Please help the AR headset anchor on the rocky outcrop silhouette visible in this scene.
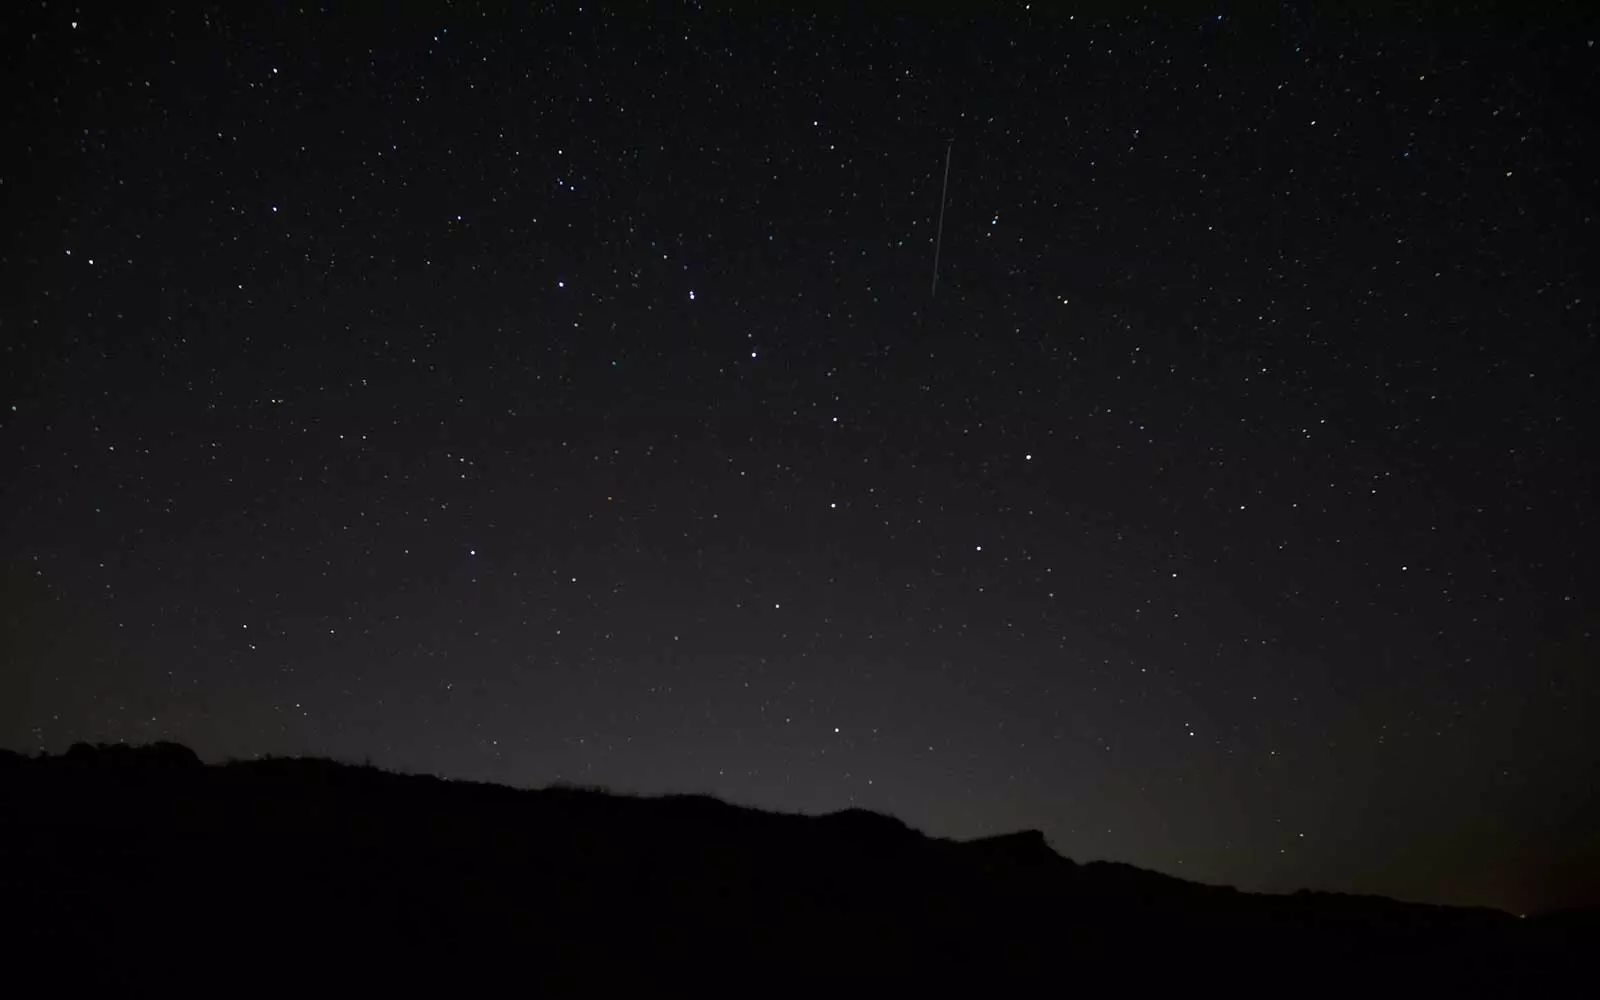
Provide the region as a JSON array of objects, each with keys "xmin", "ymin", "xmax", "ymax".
[
  {"xmin": 62, "ymin": 740, "xmax": 203, "ymax": 768},
  {"xmin": 0, "ymin": 742, "xmax": 1583, "ymax": 994}
]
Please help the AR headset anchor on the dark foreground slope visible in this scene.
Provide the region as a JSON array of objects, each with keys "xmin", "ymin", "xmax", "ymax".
[{"xmin": 0, "ymin": 744, "xmax": 1585, "ymax": 994}]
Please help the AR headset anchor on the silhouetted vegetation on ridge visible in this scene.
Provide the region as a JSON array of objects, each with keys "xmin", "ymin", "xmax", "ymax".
[{"xmin": 0, "ymin": 742, "xmax": 1586, "ymax": 993}]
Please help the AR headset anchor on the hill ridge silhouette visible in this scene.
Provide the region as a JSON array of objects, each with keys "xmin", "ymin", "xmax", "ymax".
[{"xmin": 0, "ymin": 741, "xmax": 1586, "ymax": 993}]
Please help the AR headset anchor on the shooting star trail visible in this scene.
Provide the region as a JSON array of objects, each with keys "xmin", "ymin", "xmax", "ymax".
[{"xmin": 930, "ymin": 138, "xmax": 953, "ymax": 300}]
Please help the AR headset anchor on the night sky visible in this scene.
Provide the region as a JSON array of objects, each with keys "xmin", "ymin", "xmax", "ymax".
[{"xmin": 3, "ymin": 4, "xmax": 1596, "ymax": 915}]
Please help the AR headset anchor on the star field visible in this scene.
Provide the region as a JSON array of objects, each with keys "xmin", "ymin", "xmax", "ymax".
[{"xmin": 2, "ymin": 4, "xmax": 1596, "ymax": 914}]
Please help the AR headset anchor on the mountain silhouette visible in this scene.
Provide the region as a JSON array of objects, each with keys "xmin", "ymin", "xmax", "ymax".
[{"xmin": 0, "ymin": 742, "xmax": 1586, "ymax": 994}]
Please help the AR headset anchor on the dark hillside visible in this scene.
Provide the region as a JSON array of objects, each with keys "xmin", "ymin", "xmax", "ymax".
[{"xmin": 0, "ymin": 743, "xmax": 1582, "ymax": 994}]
